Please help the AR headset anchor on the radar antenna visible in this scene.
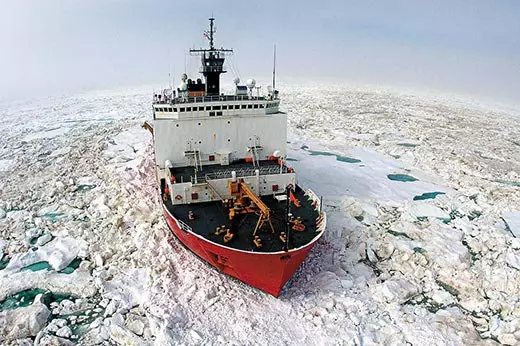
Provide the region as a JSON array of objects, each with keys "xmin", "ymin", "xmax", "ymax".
[
  {"xmin": 189, "ymin": 17, "xmax": 233, "ymax": 96},
  {"xmin": 272, "ymin": 45, "xmax": 276, "ymax": 91}
]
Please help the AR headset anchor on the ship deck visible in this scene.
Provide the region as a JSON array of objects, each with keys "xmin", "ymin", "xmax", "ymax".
[{"xmin": 164, "ymin": 185, "xmax": 321, "ymax": 253}]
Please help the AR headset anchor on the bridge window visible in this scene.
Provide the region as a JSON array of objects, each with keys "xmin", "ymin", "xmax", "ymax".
[
  {"xmin": 241, "ymin": 104, "xmax": 247, "ymax": 109},
  {"xmin": 234, "ymin": 105, "xmax": 240, "ymax": 109},
  {"xmin": 206, "ymin": 106, "xmax": 211, "ymax": 111},
  {"xmin": 179, "ymin": 108, "xmax": 185, "ymax": 112},
  {"xmin": 222, "ymin": 105, "xmax": 228, "ymax": 110},
  {"xmin": 254, "ymin": 104, "xmax": 259, "ymax": 109},
  {"xmin": 247, "ymin": 104, "xmax": 253, "ymax": 109},
  {"xmin": 260, "ymin": 104, "xmax": 264, "ymax": 108},
  {"xmin": 198, "ymin": 107, "xmax": 204, "ymax": 111},
  {"xmin": 209, "ymin": 111, "xmax": 215, "ymax": 116},
  {"xmin": 173, "ymin": 108, "xmax": 177, "ymax": 112},
  {"xmin": 217, "ymin": 111, "xmax": 223, "ymax": 116},
  {"xmin": 186, "ymin": 107, "xmax": 192, "ymax": 112},
  {"xmin": 213, "ymin": 105, "xmax": 221, "ymax": 110}
]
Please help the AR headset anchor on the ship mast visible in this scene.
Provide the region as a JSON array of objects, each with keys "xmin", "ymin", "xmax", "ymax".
[
  {"xmin": 272, "ymin": 45, "xmax": 276, "ymax": 91},
  {"xmin": 189, "ymin": 17, "xmax": 233, "ymax": 96}
]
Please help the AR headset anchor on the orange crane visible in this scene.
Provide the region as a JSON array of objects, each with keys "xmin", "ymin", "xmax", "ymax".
[{"xmin": 227, "ymin": 179, "xmax": 275, "ymax": 236}]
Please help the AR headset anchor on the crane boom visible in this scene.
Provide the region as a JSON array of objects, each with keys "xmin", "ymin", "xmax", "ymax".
[
  {"xmin": 228, "ymin": 179, "xmax": 275, "ymax": 235},
  {"xmin": 237, "ymin": 181, "xmax": 270, "ymax": 217}
]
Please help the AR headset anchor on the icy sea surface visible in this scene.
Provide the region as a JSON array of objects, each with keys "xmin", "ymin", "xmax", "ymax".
[{"xmin": 0, "ymin": 83, "xmax": 519, "ymax": 345}]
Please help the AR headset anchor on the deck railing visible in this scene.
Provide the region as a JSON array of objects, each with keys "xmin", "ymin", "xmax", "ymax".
[
  {"xmin": 176, "ymin": 218, "xmax": 193, "ymax": 233},
  {"xmin": 204, "ymin": 165, "xmax": 287, "ymax": 181},
  {"xmin": 154, "ymin": 94, "xmax": 278, "ymax": 105}
]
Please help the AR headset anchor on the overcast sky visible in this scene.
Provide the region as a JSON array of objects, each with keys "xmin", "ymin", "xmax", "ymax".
[{"xmin": 1, "ymin": 1, "xmax": 519, "ymax": 104}]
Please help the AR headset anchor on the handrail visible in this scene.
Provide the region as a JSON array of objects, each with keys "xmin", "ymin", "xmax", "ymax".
[
  {"xmin": 205, "ymin": 165, "xmax": 286, "ymax": 181},
  {"xmin": 153, "ymin": 95, "xmax": 280, "ymax": 105},
  {"xmin": 206, "ymin": 180, "xmax": 225, "ymax": 200},
  {"xmin": 176, "ymin": 218, "xmax": 192, "ymax": 233}
]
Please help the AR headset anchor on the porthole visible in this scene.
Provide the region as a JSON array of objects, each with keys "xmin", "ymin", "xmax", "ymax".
[
  {"xmin": 176, "ymin": 124, "xmax": 179, "ymax": 127},
  {"xmin": 227, "ymin": 138, "xmax": 231, "ymax": 142},
  {"xmin": 227, "ymin": 120, "xmax": 230, "ymax": 124},
  {"xmin": 198, "ymin": 122, "xmax": 201, "ymax": 126}
]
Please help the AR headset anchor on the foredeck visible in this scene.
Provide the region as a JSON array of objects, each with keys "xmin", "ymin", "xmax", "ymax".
[{"xmin": 164, "ymin": 186, "xmax": 321, "ymax": 253}]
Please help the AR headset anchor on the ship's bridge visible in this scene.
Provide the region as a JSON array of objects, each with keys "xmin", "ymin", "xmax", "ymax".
[{"xmin": 153, "ymin": 94, "xmax": 280, "ymax": 119}]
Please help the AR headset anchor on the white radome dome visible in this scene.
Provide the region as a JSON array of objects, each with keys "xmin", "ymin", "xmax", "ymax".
[
  {"xmin": 181, "ymin": 73, "xmax": 188, "ymax": 81},
  {"xmin": 246, "ymin": 78, "xmax": 256, "ymax": 89},
  {"xmin": 179, "ymin": 81, "xmax": 187, "ymax": 91},
  {"xmin": 234, "ymin": 77, "xmax": 240, "ymax": 85}
]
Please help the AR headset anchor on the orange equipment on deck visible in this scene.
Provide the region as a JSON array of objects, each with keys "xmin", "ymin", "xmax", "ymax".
[
  {"xmin": 289, "ymin": 191, "xmax": 301, "ymax": 208},
  {"xmin": 228, "ymin": 179, "xmax": 275, "ymax": 235}
]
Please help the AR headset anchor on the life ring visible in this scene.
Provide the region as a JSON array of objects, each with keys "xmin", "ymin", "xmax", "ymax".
[{"xmin": 175, "ymin": 195, "xmax": 182, "ymax": 200}]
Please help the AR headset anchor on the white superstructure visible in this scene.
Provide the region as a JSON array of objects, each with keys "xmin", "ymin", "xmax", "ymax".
[{"xmin": 153, "ymin": 18, "xmax": 294, "ymax": 206}]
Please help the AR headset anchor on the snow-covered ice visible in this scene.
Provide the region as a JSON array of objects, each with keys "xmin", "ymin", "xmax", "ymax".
[
  {"xmin": 0, "ymin": 83, "xmax": 519, "ymax": 345},
  {"xmin": 503, "ymin": 211, "xmax": 520, "ymax": 238}
]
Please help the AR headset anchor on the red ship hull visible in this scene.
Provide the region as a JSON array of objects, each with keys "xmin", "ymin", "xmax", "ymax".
[{"xmin": 163, "ymin": 204, "xmax": 324, "ymax": 297}]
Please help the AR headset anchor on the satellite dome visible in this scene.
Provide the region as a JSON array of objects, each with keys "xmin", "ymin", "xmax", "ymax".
[
  {"xmin": 233, "ymin": 77, "xmax": 240, "ymax": 85},
  {"xmin": 181, "ymin": 73, "xmax": 188, "ymax": 81},
  {"xmin": 179, "ymin": 81, "xmax": 187, "ymax": 91},
  {"xmin": 246, "ymin": 78, "xmax": 256, "ymax": 89}
]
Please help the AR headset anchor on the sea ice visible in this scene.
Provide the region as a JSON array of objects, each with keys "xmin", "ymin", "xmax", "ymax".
[
  {"xmin": 0, "ymin": 295, "xmax": 50, "ymax": 343},
  {"xmin": 503, "ymin": 211, "xmax": 520, "ymax": 238},
  {"xmin": 1, "ymin": 83, "xmax": 519, "ymax": 345}
]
